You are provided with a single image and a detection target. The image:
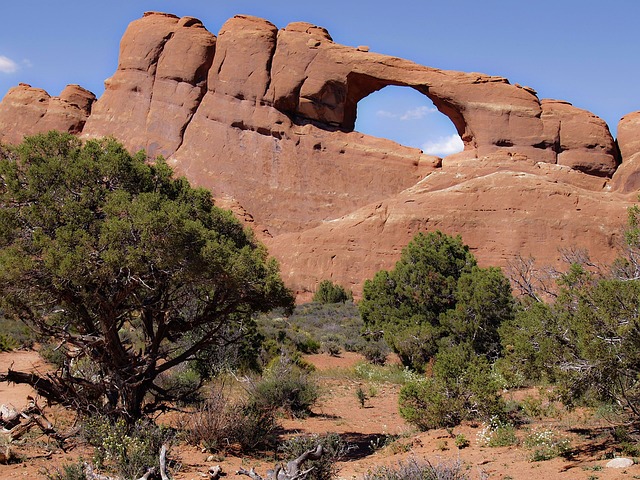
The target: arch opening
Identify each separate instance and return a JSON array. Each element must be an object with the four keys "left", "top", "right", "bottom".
[{"left": 354, "top": 85, "right": 463, "bottom": 157}]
